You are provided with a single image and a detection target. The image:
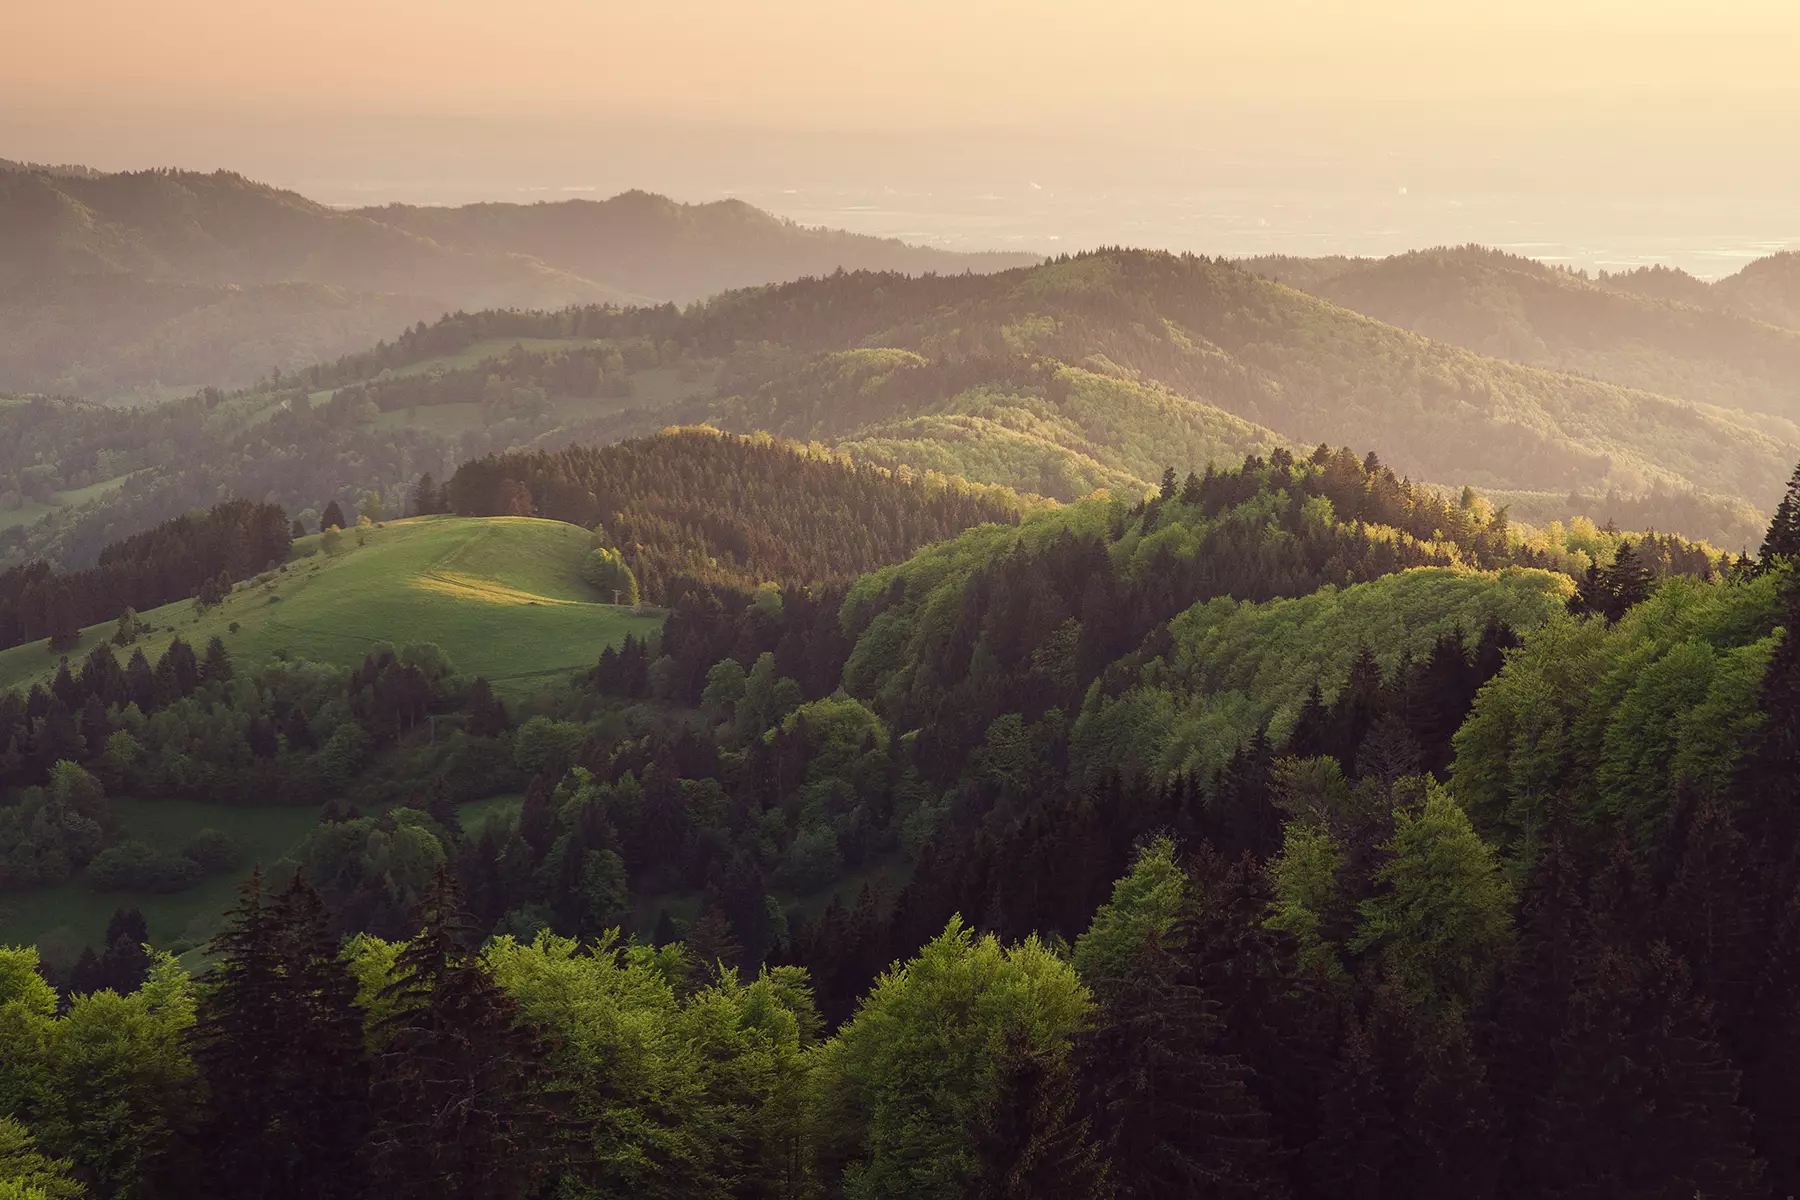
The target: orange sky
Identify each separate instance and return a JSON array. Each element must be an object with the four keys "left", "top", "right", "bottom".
[{"left": 7, "top": 0, "right": 1798, "bottom": 129}]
